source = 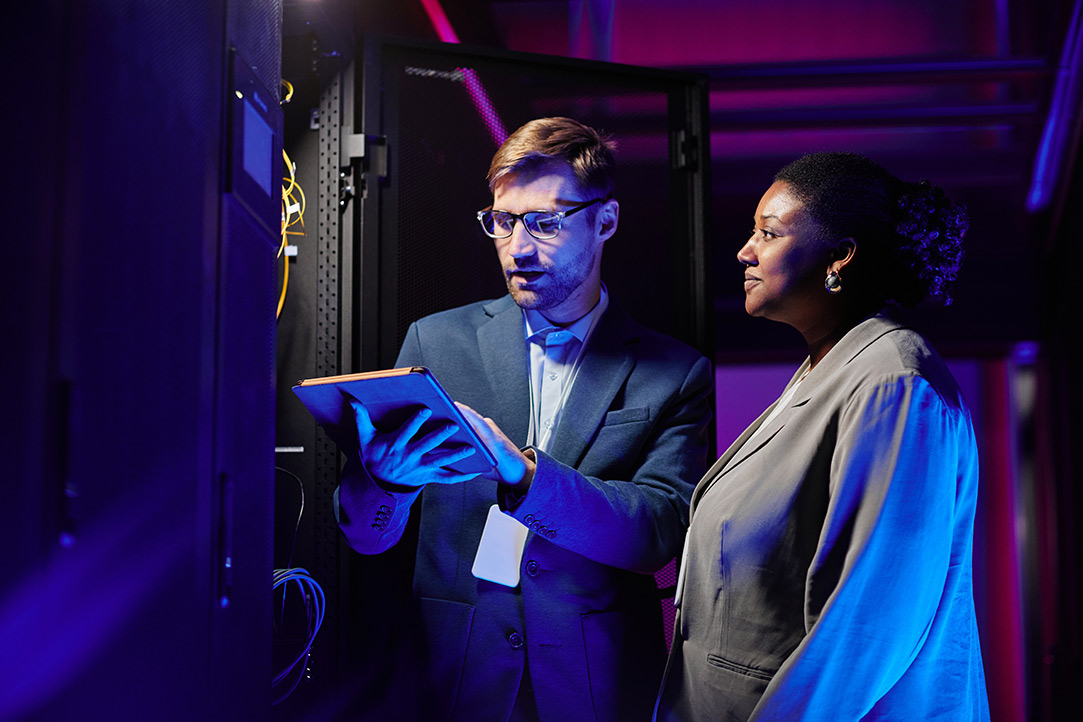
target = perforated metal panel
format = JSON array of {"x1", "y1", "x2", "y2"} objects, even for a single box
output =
[
  {"x1": 391, "y1": 69, "x2": 682, "y2": 347},
  {"x1": 312, "y1": 57, "x2": 345, "y2": 675},
  {"x1": 360, "y1": 38, "x2": 711, "y2": 369},
  {"x1": 229, "y1": 0, "x2": 282, "y2": 95}
]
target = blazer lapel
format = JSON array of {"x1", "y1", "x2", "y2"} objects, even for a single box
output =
[
  {"x1": 691, "y1": 308, "x2": 907, "y2": 514},
  {"x1": 790, "y1": 308, "x2": 904, "y2": 406},
  {"x1": 477, "y1": 296, "x2": 531, "y2": 447},
  {"x1": 546, "y1": 301, "x2": 637, "y2": 467},
  {"x1": 691, "y1": 359, "x2": 809, "y2": 513}
]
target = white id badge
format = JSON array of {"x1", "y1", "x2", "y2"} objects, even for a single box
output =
[{"x1": 472, "y1": 505, "x2": 530, "y2": 587}]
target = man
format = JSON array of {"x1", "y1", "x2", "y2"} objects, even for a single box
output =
[{"x1": 336, "y1": 117, "x2": 712, "y2": 721}]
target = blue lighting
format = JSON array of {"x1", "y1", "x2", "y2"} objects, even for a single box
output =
[
  {"x1": 1012, "y1": 341, "x2": 1039, "y2": 365},
  {"x1": 1026, "y1": 1, "x2": 1082, "y2": 211},
  {"x1": 243, "y1": 99, "x2": 274, "y2": 197}
]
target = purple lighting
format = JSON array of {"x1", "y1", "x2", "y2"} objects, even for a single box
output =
[
  {"x1": 419, "y1": 0, "x2": 460, "y2": 43},
  {"x1": 459, "y1": 67, "x2": 508, "y2": 147},
  {"x1": 1026, "y1": 0, "x2": 1083, "y2": 210},
  {"x1": 418, "y1": 0, "x2": 508, "y2": 147},
  {"x1": 0, "y1": 482, "x2": 196, "y2": 719}
]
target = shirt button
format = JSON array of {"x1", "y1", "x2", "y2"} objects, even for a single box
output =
[
  {"x1": 548, "y1": 372, "x2": 558, "y2": 381},
  {"x1": 507, "y1": 632, "x2": 525, "y2": 649},
  {"x1": 525, "y1": 560, "x2": 540, "y2": 577}
]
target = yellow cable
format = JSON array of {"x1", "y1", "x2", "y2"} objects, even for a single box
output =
[
  {"x1": 280, "y1": 79, "x2": 294, "y2": 105},
  {"x1": 282, "y1": 149, "x2": 297, "y2": 199},
  {"x1": 277, "y1": 241, "x2": 289, "y2": 318},
  {"x1": 278, "y1": 167, "x2": 290, "y2": 315},
  {"x1": 277, "y1": 193, "x2": 289, "y2": 316},
  {"x1": 292, "y1": 180, "x2": 307, "y2": 225},
  {"x1": 277, "y1": 147, "x2": 306, "y2": 319},
  {"x1": 283, "y1": 182, "x2": 306, "y2": 232}
]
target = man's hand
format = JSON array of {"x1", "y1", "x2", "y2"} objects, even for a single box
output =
[
  {"x1": 351, "y1": 398, "x2": 479, "y2": 488},
  {"x1": 455, "y1": 402, "x2": 536, "y2": 493}
]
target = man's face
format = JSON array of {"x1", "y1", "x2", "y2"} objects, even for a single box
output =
[{"x1": 490, "y1": 165, "x2": 611, "y2": 323}]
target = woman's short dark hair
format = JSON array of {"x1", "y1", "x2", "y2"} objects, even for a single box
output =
[
  {"x1": 487, "y1": 117, "x2": 617, "y2": 198},
  {"x1": 774, "y1": 152, "x2": 969, "y2": 307}
]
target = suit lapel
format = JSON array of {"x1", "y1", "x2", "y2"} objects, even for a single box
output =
[
  {"x1": 546, "y1": 302, "x2": 637, "y2": 467},
  {"x1": 477, "y1": 297, "x2": 531, "y2": 447}
]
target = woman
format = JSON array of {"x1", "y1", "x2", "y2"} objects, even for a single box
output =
[{"x1": 654, "y1": 152, "x2": 989, "y2": 720}]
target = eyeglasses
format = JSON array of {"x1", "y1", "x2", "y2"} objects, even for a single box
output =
[{"x1": 476, "y1": 195, "x2": 611, "y2": 240}]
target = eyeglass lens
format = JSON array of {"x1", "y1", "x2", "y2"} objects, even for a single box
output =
[
  {"x1": 478, "y1": 196, "x2": 608, "y2": 240},
  {"x1": 480, "y1": 211, "x2": 563, "y2": 239}
]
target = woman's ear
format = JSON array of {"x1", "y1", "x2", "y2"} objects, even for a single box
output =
[
  {"x1": 596, "y1": 199, "x2": 619, "y2": 244},
  {"x1": 832, "y1": 237, "x2": 857, "y2": 272}
]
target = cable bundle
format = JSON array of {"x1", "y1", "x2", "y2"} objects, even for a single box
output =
[
  {"x1": 272, "y1": 568, "x2": 325, "y2": 703},
  {"x1": 278, "y1": 79, "x2": 306, "y2": 319}
]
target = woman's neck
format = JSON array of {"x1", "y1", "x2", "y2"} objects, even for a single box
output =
[{"x1": 802, "y1": 301, "x2": 881, "y2": 369}]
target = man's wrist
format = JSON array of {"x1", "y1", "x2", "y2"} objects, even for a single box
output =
[
  {"x1": 352, "y1": 451, "x2": 424, "y2": 495},
  {"x1": 502, "y1": 447, "x2": 536, "y2": 494}
]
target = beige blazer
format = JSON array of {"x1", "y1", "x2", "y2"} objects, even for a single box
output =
[{"x1": 655, "y1": 309, "x2": 990, "y2": 721}]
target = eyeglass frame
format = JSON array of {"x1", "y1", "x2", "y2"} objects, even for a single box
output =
[{"x1": 476, "y1": 193, "x2": 613, "y2": 240}]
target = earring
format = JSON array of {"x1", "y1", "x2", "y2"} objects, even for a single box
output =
[{"x1": 825, "y1": 270, "x2": 842, "y2": 294}]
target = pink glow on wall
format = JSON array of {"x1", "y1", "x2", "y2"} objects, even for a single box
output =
[
  {"x1": 975, "y1": 360, "x2": 1028, "y2": 721},
  {"x1": 459, "y1": 67, "x2": 509, "y2": 147},
  {"x1": 417, "y1": 0, "x2": 508, "y2": 147},
  {"x1": 419, "y1": 0, "x2": 460, "y2": 43},
  {"x1": 611, "y1": 0, "x2": 942, "y2": 67},
  {"x1": 489, "y1": 0, "x2": 998, "y2": 69}
]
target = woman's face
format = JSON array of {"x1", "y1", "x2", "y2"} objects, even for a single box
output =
[{"x1": 737, "y1": 181, "x2": 833, "y2": 329}]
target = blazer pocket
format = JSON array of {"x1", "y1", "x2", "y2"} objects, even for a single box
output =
[
  {"x1": 603, "y1": 406, "x2": 650, "y2": 425},
  {"x1": 701, "y1": 653, "x2": 773, "y2": 720},
  {"x1": 705, "y1": 653, "x2": 775, "y2": 682}
]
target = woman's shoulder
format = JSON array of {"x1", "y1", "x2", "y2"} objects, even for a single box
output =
[{"x1": 839, "y1": 316, "x2": 968, "y2": 412}]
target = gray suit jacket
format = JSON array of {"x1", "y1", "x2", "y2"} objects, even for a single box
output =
[
  {"x1": 337, "y1": 294, "x2": 713, "y2": 722},
  {"x1": 655, "y1": 310, "x2": 989, "y2": 721}
]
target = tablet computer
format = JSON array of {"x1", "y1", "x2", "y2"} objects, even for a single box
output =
[{"x1": 291, "y1": 366, "x2": 498, "y2": 475}]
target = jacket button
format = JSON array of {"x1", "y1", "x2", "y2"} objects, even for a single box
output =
[
  {"x1": 525, "y1": 560, "x2": 540, "y2": 577},
  {"x1": 507, "y1": 632, "x2": 524, "y2": 649}
]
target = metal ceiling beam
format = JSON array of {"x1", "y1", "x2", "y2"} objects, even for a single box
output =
[
  {"x1": 710, "y1": 102, "x2": 1040, "y2": 130},
  {"x1": 677, "y1": 57, "x2": 1049, "y2": 89}
]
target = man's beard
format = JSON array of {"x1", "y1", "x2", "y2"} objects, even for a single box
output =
[{"x1": 504, "y1": 246, "x2": 596, "y2": 311}]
